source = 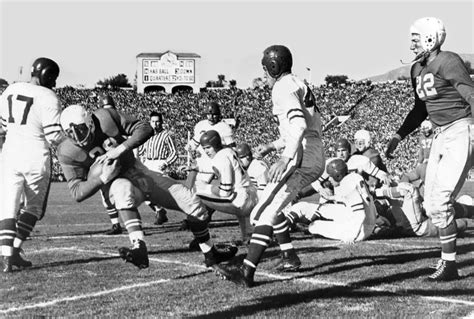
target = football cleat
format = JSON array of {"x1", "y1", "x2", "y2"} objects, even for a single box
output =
[
  {"x1": 204, "y1": 245, "x2": 238, "y2": 268},
  {"x1": 154, "y1": 208, "x2": 168, "y2": 225},
  {"x1": 11, "y1": 248, "x2": 32, "y2": 269},
  {"x1": 2, "y1": 256, "x2": 12, "y2": 273},
  {"x1": 118, "y1": 240, "x2": 149, "y2": 269},
  {"x1": 105, "y1": 223, "x2": 123, "y2": 235},
  {"x1": 427, "y1": 259, "x2": 459, "y2": 281},
  {"x1": 274, "y1": 249, "x2": 301, "y2": 272},
  {"x1": 214, "y1": 263, "x2": 255, "y2": 288}
]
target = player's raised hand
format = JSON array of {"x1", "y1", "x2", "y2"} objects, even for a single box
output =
[{"x1": 385, "y1": 134, "x2": 401, "y2": 159}]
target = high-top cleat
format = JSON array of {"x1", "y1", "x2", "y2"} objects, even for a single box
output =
[
  {"x1": 105, "y1": 223, "x2": 122, "y2": 235},
  {"x1": 427, "y1": 259, "x2": 459, "y2": 281},
  {"x1": 11, "y1": 248, "x2": 32, "y2": 269},
  {"x1": 118, "y1": 240, "x2": 149, "y2": 269},
  {"x1": 214, "y1": 263, "x2": 255, "y2": 288},
  {"x1": 2, "y1": 256, "x2": 12, "y2": 273},
  {"x1": 154, "y1": 208, "x2": 168, "y2": 225},
  {"x1": 204, "y1": 245, "x2": 238, "y2": 268},
  {"x1": 274, "y1": 249, "x2": 301, "y2": 272}
]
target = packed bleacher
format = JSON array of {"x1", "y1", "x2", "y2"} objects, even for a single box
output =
[{"x1": 4, "y1": 80, "x2": 421, "y2": 181}]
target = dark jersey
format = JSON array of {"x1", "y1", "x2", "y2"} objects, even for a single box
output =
[
  {"x1": 57, "y1": 108, "x2": 153, "y2": 202},
  {"x1": 396, "y1": 51, "x2": 474, "y2": 139}
]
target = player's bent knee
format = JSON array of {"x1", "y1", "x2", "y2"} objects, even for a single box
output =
[{"x1": 109, "y1": 178, "x2": 144, "y2": 209}]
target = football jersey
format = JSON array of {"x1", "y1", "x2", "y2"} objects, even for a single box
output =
[
  {"x1": 411, "y1": 51, "x2": 474, "y2": 126},
  {"x1": 418, "y1": 133, "x2": 433, "y2": 163},
  {"x1": 271, "y1": 74, "x2": 323, "y2": 159},
  {"x1": 247, "y1": 159, "x2": 269, "y2": 194},
  {"x1": 57, "y1": 108, "x2": 153, "y2": 201},
  {"x1": 0, "y1": 82, "x2": 62, "y2": 154},
  {"x1": 210, "y1": 148, "x2": 252, "y2": 197}
]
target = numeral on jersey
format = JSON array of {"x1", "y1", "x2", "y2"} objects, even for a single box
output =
[
  {"x1": 416, "y1": 73, "x2": 437, "y2": 98},
  {"x1": 7, "y1": 94, "x2": 34, "y2": 125}
]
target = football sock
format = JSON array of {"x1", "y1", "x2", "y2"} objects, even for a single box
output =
[
  {"x1": 245, "y1": 224, "x2": 273, "y2": 267},
  {"x1": 16, "y1": 210, "x2": 38, "y2": 242},
  {"x1": 439, "y1": 220, "x2": 457, "y2": 261}
]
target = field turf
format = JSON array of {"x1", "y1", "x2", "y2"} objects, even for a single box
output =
[{"x1": 1, "y1": 182, "x2": 473, "y2": 317}]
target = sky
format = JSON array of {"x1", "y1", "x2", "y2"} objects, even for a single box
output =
[{"x1": 0, "y1": 0, "x2": 473, "y2": 89}]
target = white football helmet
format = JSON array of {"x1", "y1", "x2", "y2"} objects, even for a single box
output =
[
  {"x1": 60, "y1": 104, "x2": 93, "y2": 147},
  {"x1": 410, "y1": 17, "x2": 446, "y2": 52},
  {"x1": 354, "y1": 129, "x2": 371, "y2": 152},
  {"x1": 420, "y1": 120, "x2": 433, "y2": 136}
]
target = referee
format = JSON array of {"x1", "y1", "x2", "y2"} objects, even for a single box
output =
[{"x1": 137, "y1": 111, "x2": 178, "y2": 225}]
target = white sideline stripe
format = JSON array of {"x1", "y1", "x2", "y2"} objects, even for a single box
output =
[
  {"x1": 3, "y1": 246, "x2": 473, "y2": 314},
  {"x1": 0, "y1": 279, "x2": 170, "y2": 314}
]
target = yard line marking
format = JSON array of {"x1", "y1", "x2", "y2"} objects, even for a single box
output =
[
  {"x1": 4, "y1": 246, "x2": 473, "y2": 314},
  {"x1": 0, "y1": 279, "x2": 170, "y2": 314}
]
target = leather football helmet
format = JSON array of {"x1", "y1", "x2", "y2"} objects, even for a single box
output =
[
  {"x1": 99, "y1": 94, "x2": 115, "y2": 109},
  {"x1": 60, "y1": 104, "x2": 94, "y2": 147},
  {"x1": 335, "y1": 138, "x2": 351, "y2": 152},
  {"x1": 326, "y1": 158, "x2": 348, "y2": 183},
  {"x1": 261, "y1": 45, "x2": 293, "y2": 78},
  {"x1": 31, "y1": 57, "x2": 60, "y2": 89},
  {"x1": 207, "y1": 102, "x2": 222, "y2": 125},
  {"x1": 420, "y1": 120, "x2": 433, "y2": 136},
  {"x1": 410, "y1": 17, "x2": 446, "y2": 52},
  {"x1": 200, "y1": 130, "x2": 223, "y2": 151},
  {"x1": 235, "y1": 143, "x2": 252, "y2": 159},
  {"x1": 354, "y1": 129, "x2": 371, "y2": 152}
]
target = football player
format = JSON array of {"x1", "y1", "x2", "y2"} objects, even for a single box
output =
[
  {"x1": 0, "y1": 57, "x2": 63, "y2": 272},
  {"x1": 215, "y1": 45, "x2": 326, "y2": 287},
  {"x1": 385, "y1": 17, "x2": 474, "y2": 281},
  {"x1": 235, "y1": 143, "x2": 270, "y2": 200},
  {"x1": 305, "y1": 159, "x2": 378, "y2": 242},
  {"x1": 417, "y1": 119, "x2": 433, "y2": 165},
  {"x1": 57, "y1": 104, "x2": 237, "y2": 269},
  {"x1": 353, "y1": 129, "x2": 388, "y2": 172},
  {"x1": 194, "y1": 131, "x2": 258, "y2": 243}
]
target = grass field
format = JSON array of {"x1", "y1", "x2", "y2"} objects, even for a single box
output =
[{"x1": 1, "y1": 182, "x2": 473, "y2": 318}]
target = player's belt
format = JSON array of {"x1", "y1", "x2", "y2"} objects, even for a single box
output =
[{"x1": 433, "y1": 117, "x2": 474, "y2": 137}]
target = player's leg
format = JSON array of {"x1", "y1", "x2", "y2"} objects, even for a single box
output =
[
  {"x1": 100, "y1": 189, "x2": 122, "y2": 235},
  {"x1": 424, "y1": 122, "x2": 473, "y2": 281}
]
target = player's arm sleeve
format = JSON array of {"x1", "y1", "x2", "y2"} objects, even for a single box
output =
[
  {"x1": 395, "y1": 71, "x2": 429, "y2": 139},
  {"x1": 278, "y1": 90, "x2": 307, "y2": 159},
  {"x1": 211, "y1": 157, "x2": 234, "y2": 197},
  {"x1": 164, "y1": 133, "x2": 178, "y2": 165},
  {"x1": 42, "y1": 95, "x2": 64, "y2": 146},
  {"x1": 57, "y1": 154, "x2": 102, "y2": 202},
  {"x1": 443, "y1": 54, "x2": 474, "y2": 109},
  {"x1": 116, "y1": 111, "x2": 154, "y2": 150}
]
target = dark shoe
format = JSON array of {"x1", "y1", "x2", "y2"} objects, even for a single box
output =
[
  {"x1": 11, "y1": 248, "x2": 32, "y2": 269},
  {"x1": 154, "y1": 208, "x2": 168, "y2": 225},
  {"x1": 214, "y1": 263, "x2": 255, "y2": 288},
  {"x1": 274, "y1": 249, "x2": 301, "y2": 272},
  {"x1": 105, "y1": 223, "x2": 122, "y2": 235},
  {"x1": 427, "y1": 259, "x2": 459, "y2": 281},
  {"x1": 2, "y1": 256, "x2": 12, "y2": 273},
  {"x1": 204, "y1": 245, "x2": 238, "y2": 268},
  {"x1": 118, "y1": 240, "x2": 149, "y2": 269}
]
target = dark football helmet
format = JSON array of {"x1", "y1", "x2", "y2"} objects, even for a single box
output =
[
  {"x1": 99, "y1": 94, "x2": 115, "y2": 109},
  {"x1": 334, "y1": 138, "x2": 351, "y2": 152},
  {"x1": 31, "y1": 57, "x2": 60, "y2": 89},
  {"x1": 207, "y1": 102, "x2": 222, "y2": 125},
  {"x1": 235, "y1": 143, "x2": 252, "y2": 159},
  {"x1": 326, "y1": 158, "x2": 348, "y2": 183},
  {"x1": 200, "y1": 130, "x2": 223, "y2": 151},
  {"x1": 261, "y1": 45, "x2": 293, "y2": 78}
]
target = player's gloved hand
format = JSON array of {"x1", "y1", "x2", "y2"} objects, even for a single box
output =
[
  {"x1": 269, "y1": 156, "x2": 290, "y2": 183},
  {"x1": 99, "y1": 159, "x2": 121, "y2": 184},
  {"x1": 385, "y1": 134, "x2": 401, "y2": 159},
  {"x1": 319, "y1": 187, "x2": 335, "y2": 201},
  {"x1": 255, "y1": 143, "x2": 274, "y2": 159}
]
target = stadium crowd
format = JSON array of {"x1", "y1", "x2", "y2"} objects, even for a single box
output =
[{"x1": 44, "y1": 80, "x2": 418, "y2": 181}]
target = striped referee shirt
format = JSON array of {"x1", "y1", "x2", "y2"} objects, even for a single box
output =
[{"x1": 138, "y1": 129, "x2": 177, "y2": 165}]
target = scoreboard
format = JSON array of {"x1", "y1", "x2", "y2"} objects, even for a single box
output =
[{"x1": 142, "y1": 53, "x2": 195, "y2": 84}]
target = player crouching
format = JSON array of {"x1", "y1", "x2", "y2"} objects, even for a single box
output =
[{"x1": 57, "y1": 105, "x2": 237, "y2": 269}]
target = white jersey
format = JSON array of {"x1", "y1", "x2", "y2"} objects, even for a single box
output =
[
  {"x1": 271, "y1": 73, "x2": 323, "y2": 160},
  {"x1": 0, "y1": 82, "x2": 62, "y2": 156},
  {"x1": 191, "y1": 119, "x2": 234, "y2": 150},
  {"x1": 247, "y1": 159, "x2": 269, "y2": 197},
  {"x1": 210, "y1": 148, "x2": 251, "y2": 197},
  {"x1": 311, "y1": 155, "x2": 387, "y2": 192}
]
